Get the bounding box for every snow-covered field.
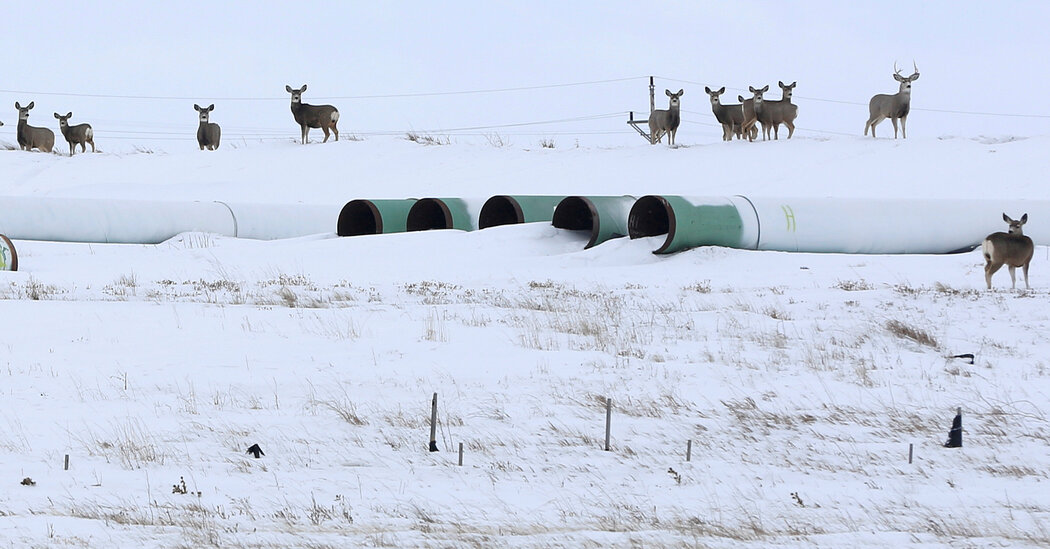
[0,134,1048,548]
[3,2,1050,547]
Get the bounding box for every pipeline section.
[0,196,339,244]
[628,195,1050,254]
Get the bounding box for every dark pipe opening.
[553,196,602,249]
[552,196,594,231]
[628,195,671,238]
[338,200,382,236]
[479,196,524,229]
[407,198,452,231]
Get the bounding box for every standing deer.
[764,81,798,139]
[14,102,55,153]
[285,84,339,144]
[54,112,95,156]
[983,213,1034,290]
[705,87,745,141]
[193,104,221,150]
[865,62,919,138]
[648,89,683,146]
[737,87,767,142]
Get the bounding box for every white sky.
[2,1,1048,146]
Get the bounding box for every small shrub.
[885,319,939,348]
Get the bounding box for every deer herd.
[646,61,921,146]
[3,84,341,155]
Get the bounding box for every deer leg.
[322,126,330,143]
[1008,266,1017,289]
[773,123,780,140]
[891,118,899,139]
[901,115,908,139]
[786,121,795,139]
[89,140,96,153]
[1023,262,1031,289]
[301,125,309,144]
[986,262,1003,289]
[332,123,339,142]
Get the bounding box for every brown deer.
[648,89,683,146]
[54,112,95,156]
[983,213,1034,290]
[865,62,919,138]
[193,104,221,150]
[764,81,798,139]
[705,87,745,141]
[14,102,55,153]
[285,84,340,144]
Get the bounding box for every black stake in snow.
[604,397,612,451]
[944,408,963,448]
[246,443,264,458]
[429,393,439,452]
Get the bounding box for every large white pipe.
[629,196,1049,254]
[0,197,339,244]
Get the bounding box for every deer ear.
[54,112,61,119]
[1003,213,1010,222]
[677,89,683,96]
[762,85,769,92]
[14,102,19,109]
[67,112,72,118]
[194,104,201,111]
[208,104,215,111]
[27,102,34,109]
[718,87,725,94]
[910,73,920,81]
[665,89,672,97]
[1021,213,1028,224]
[704,86,712,94]
[285,85,294,93]
[300,84,307,92]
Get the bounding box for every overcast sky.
[2,1,1047,146]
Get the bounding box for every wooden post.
[648,76,655,115]
[686,440,692,462]
[429,392,439,452]
[458,443,464,466]
[604,397,612,451]
[908,443,914,464]
[64,454,69,471]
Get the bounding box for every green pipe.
[407,198,476,232]
[628,195,746,254]
[479,195,565,229]
[337,199,417,236]
[552,196,636,249]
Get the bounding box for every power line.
[0,77,645,102]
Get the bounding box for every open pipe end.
[479,196,524,229]
[407,198,453,231]
[553,196,601,248]
[0,234,17,271]
[338,200,382,236]
[628,195,675,253]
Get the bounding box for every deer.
[865,62,919,139]
[743,85,769,142]
[285,84,339,144]
[983,213,1034,290]
[705,87,745,141]
[193,104,221,150]
[648,89,684,146]
[14,102,55,153]
[53,112,95,156]
[763,81,798,139]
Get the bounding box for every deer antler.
[912,60,919,75]
[894,61,902,75]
